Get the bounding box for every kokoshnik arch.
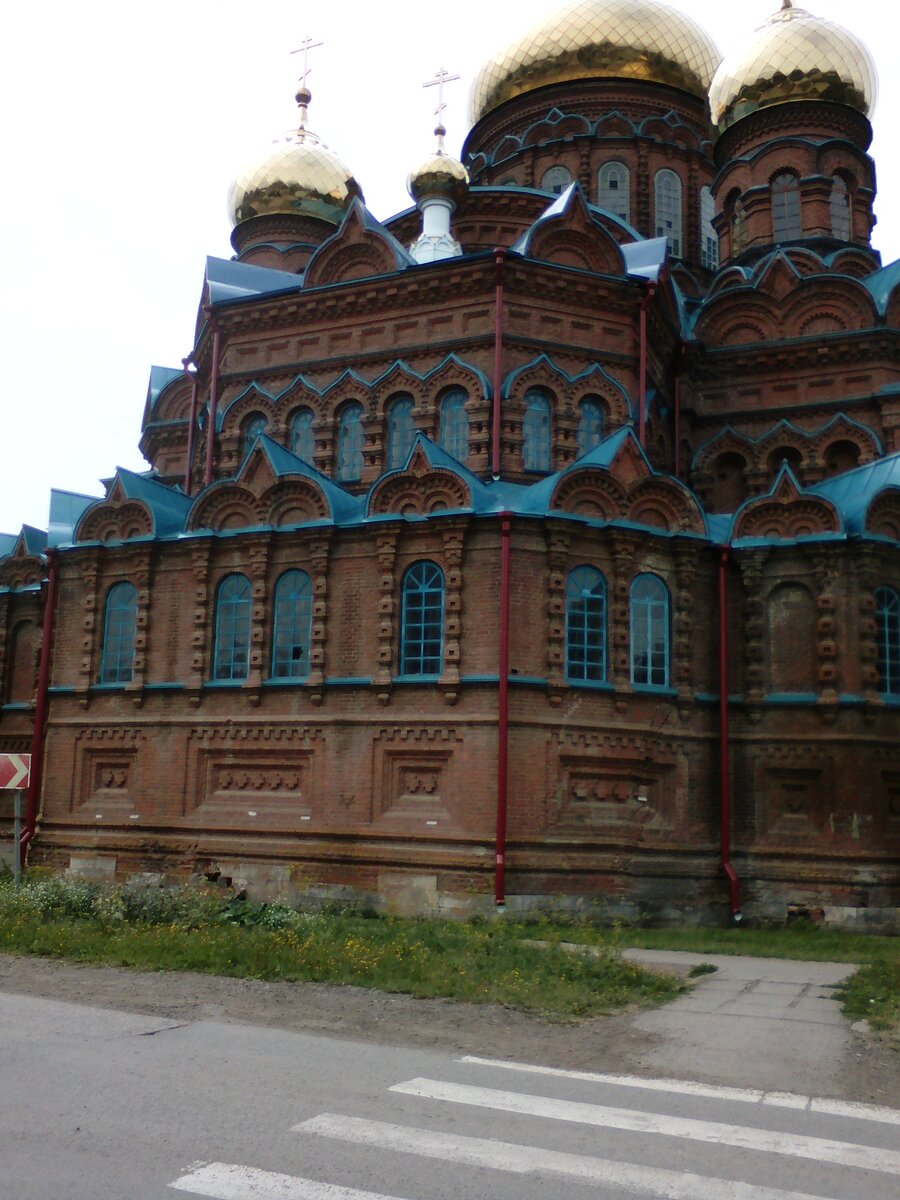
[2,0,898,926]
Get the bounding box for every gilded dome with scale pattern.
[227,90,363,228]
[709,2,877,132]
[469,0,722,124]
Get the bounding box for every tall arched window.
[387,394,415,469]
[242,413,268,459]
[400,561,444,677]
[654,169,683,258]
[213,574,252,681]
[598,161,630,221]
[733,197,748,256]
[271,570,313,679]
[700,185,718,270]
[630,573,670,688]
[566,567,607,682]
[830,176,852,241]
[99,582,137,684]
[876,587,900,696]
[290,408,315,463]
[541,166,572,195]
[576,396,604,457]
[772,172,801,241]
[439,388,469,461]
[337,402,364,482]
[523,388,551,472]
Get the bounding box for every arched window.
[768,583,816,693]
[598,161,630,222]
[576,396,604,457]
[271,569,313,679]
[5,620,40,703]
[541,166,572,195]
[290,408,315,463]
[523,388,551,472]
[213,574,252,681]
[876,587,900,696]
[767,446,802,482]
[772,172,801,241]
[400,561,444,677]
[700,185,718,270]
[654,169,682,258]
[337,402,364,482]
[566,567,607,682]
[823,440,860,478]
[830,176,852,241]
[710,452,748,513]
[387,394,415,470]
[99,582,138,684]
[439,388,468,461]
[242,413,268,459]
[732,197,748,256]
[630,574,670,688]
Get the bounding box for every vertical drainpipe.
[718,547,742,920]
[182,356,198,497]
[491,249,506,480]
[638,282,656,448]
[20,548,59,867]
[203,308,221,488]
[495,513,512,907]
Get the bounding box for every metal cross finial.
[291,36,324,89]
[423,66,461,127]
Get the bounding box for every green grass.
[0,878,679,1020]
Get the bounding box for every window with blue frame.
[654,169,683,258]
[630,573,670,688]
[523,388,551,472]
[337,402,364,482]
[242,412,268,459]
[772,172,801,241]
[400,561,444,677]
[99,582,138,684]
[576,396,603,457]
[213,574,252,681]
[439,388,469,461]
[271,570,313,679]
[876,587,900,696]
[291,408,315,463]
[598,161,630,222]
[566,567,607,682]
[387,394,415,469]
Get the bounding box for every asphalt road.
[2,991,898,1200]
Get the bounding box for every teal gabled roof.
[862,257,900,315]
[109,468,193,538]
[0,533,17,558]
[48,490,99,547]
[147,365,184,413]
[205,256,303,307]
[19,525,48,556]
[251,435,363,524]
[811,452,900,534]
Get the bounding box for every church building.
[2,0,898,926]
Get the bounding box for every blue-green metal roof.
[49,490,99,547]
[113,468,193,537]
[811,452,900,534]
[205,256,303,307]
[147,365,184,413]
[0,533,17,559]
[252,435,364,524]
[862,257,900,315]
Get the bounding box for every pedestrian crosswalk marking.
[389,1077,900,1176]
[170,1161,407,1200]
[295,1113,841,1200]
[459,1056,900,1125]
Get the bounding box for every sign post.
[0,754,31,886]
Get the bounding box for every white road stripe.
[389,1078,900,1176]
[459,1056,900,1125]
[296,1113,843,1200]
[169,1162,406,1200]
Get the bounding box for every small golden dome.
[227,90,363,227]
[469,0,722,124]
[709,2,877,131]
[407,147,470,205]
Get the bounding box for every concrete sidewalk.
[623,948,859,1097]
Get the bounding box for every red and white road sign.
[0,753,31,789]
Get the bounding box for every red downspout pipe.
[718,547,742,920]
[20,547,59,867]
[494,513,512,907]
[638,282,656,448]
[491,250,506,480]
[182,357,198,497]
[203,309,221,488]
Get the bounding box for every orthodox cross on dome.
[290,36,323,139]
[291,36,323,90]
[423,66,460,152]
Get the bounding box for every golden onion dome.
[407,129,470,205]
[709,1,878,131]
[227,88,363,227]
[469,0,722,124]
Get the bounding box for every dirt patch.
[1,951,896,1106]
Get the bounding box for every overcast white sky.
[1,0,896,534]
